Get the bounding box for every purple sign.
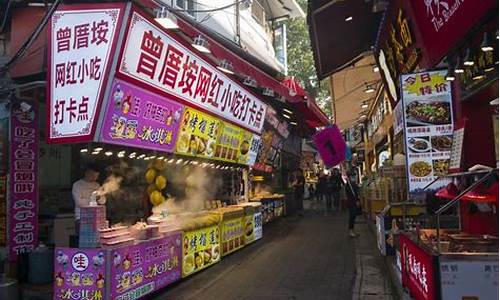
[110,232,182,300]
[313,125,346,168]
[53,248,106,300]
[100,79,184,153]
[9,99,39,260]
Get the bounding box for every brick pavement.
[153,199,395,300]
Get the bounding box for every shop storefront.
[1,2,329,299]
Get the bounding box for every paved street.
[153,200,395,300]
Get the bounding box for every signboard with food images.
[100,79,184,153]
[182,225,221,278]
[401,70,454,199]
[214,122,243,163]
[53,248,106,300]
[253,212,263,240]
[175,107,221,159]
[220,217,244,256]
[110,232,182,300]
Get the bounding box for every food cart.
[398,169,499,300]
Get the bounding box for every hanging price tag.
[313,125,346,168]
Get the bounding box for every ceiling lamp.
[463,48,474,66]
[372,65,379,72]
[263,87,275,97]
[364,84,376,93]
[454,57,465,73]
[155,7,179,30]
[481,32,494,52]
[283,108,293,114]
[217,59,234,74]
[445,67,456,81]
[191,35,210,53]
[345,16,353,22]
[472,71,486,81]
[290,121,297,125]
[283,114,291,119]
[361,103,369,109]
[243,75,257,87]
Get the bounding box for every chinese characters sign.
[402,70,454,198]
[221,217,244,256]
[409,0,497,68]
[376,0,422,103]
[400,234,437,300]
[175,107,221,159]
[100,79,184,153]
[48,4,124,142]
[9,100,39,260]
[313,125,346,168]
[53,248,106,300]
[0,117,7,246]
[119,11,267,133]
[182,225,221,277]
[440,257,499,299]
[110,232,182,300]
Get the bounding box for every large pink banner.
[9,100,39,261]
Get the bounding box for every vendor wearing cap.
[72,163,106,234]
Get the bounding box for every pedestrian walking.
[325,174,334,211]
[330,169,343,211]
[316,174,327,205]
[345,177,360,237]
[308,183,316,201]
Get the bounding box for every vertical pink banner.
[9,100,39,261]
[313,125,346,168]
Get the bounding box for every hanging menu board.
[401,70,454,199]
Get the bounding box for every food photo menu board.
[401,70,454,199]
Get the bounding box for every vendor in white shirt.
[72,164,106,234]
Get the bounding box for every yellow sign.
[182,225,221,277]
[175,107,221,159]
[220,217,244,256]
[238,130,253,164]
[242,214,255,244]
[214,122,242,162]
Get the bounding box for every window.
[251,0,265,25]
[175,0,196,18]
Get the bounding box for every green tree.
[284,0,331,119]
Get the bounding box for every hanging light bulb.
[104,151,113,157]
[364,83,375,93]
[80,148,89,153]
[445,67,456,81]
[454,56,465,74]
[155,7,179,29]
[191,35,210,53]
[463,48,474,66]
[481,32,494,52]
[217,59,234,74]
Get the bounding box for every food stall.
[43,3,289,299]
[397,169,499,300]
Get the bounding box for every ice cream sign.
[99,79,184,153]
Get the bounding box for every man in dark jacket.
[345,177,360,237]
[329,169,343,211]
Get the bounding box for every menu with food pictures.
[401,70,454,198]
[175,107,221,159]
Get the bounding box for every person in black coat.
[345,177,360,237]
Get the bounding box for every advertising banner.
[440,257,499,299]
[253,212,263,240]
[118,10,267,133]
[53,248,106,300]
[400,234,438,300]
[409,0,497,68]
[393,100,404,135]
[175,107,221,159]
[221,217,244,256]
[247,134,261,167]
[0,116,7,246]
[48,3,125,143]
[100,79,184,153]
[313,125,346,168]
[182,225,221,277]
[110,233,182,300]
[402,70,454,199]
[214,122,243,163]
[9,100,39,260]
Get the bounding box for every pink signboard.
[99,79,184,153]
[53,248,106,300]
[313,125,346,168]
[47,3,126,143]
[110,232,182,300]
[9,100,39,261]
